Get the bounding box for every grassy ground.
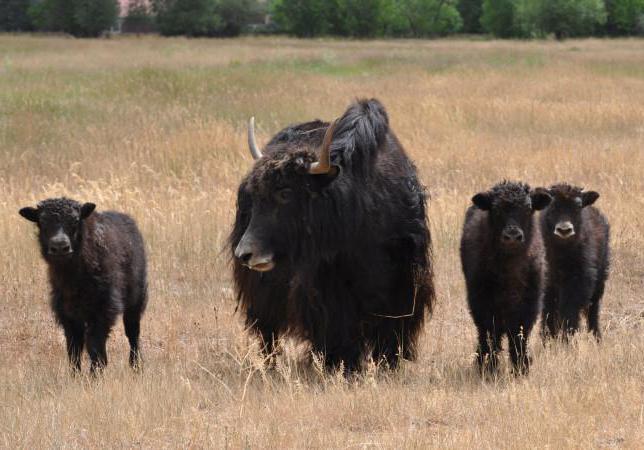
[1,35,643,449]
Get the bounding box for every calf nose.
[555,221,575,238]
[502,227,524,243]
[49,237,71,255]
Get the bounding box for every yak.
[539,183,610,341]
[19,198,148,373]
[229,98,434,372]
[460,181,551,375]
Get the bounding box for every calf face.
[472,182,551,253]
[19,198,95,264]
[541,184,599,242]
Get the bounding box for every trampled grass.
[1,35,643,448]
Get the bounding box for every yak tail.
[331,98,389,174]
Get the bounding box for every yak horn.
[248,117,262,160]
[309,119,338,175]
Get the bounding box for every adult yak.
[230,99,434,372]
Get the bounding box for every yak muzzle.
[554,221,575,239]
[48,232,72,256]
[234,240,275,272]
[501,226,524,244]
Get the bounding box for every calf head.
[233,118,339,272]
[19,198,95,264]
[472,181,551,253]
[541,183,599,242]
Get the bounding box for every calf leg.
[541,286,560,340]
[476,327,502,375]
[61,318,85,372]
[508,327,531,375]
[86,322,110,374]
[587,279,605,341]
[123,307,143,369]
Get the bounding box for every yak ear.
[582,191,599,207]
[80,203,96,219]
[530,189,552,211]
[19,206,39,223]
[472,192,492,211]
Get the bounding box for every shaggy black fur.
[230,99,434,372]
[19,198,147,373]
[460,181,551,375]
[539,183,610,340]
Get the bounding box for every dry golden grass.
[1,35,643,449]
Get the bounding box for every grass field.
[1,35,643,448]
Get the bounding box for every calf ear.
[530,189,552,211]
[19,207,39,223]
[80,203,96,219]
[582,191,599,207]
[472,192,492,210]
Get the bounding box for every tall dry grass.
[1,35,643,448]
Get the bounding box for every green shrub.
[606,0,644,34]
[481,0,516,36]
[0,0,34,31]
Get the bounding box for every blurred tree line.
[1,0,643,38]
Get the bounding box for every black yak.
[460,181,551,375]
[539,183,610,341]
[19,198,148,373]
[229,99,434,372]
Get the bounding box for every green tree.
[458,0,483,32]
[605,0,644,34]
[536,0,606,38]
[481,0,516,36]
[0,0,34,31]
[394,0,462,36]
[216,0,261,36]
[271,0,333,37]
[122,0,155,33]
[29,0,118,36]
[73,0,119,36]
[337,0,388,37]
[29,0,77,32]
[154,0,222,36]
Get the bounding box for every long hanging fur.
[229,99,434,371]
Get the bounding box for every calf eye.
[276,188,293,204]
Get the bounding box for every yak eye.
[574,197,583,208]
[275,188,293,204]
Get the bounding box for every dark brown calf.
[20,198,148,373]
[460,181,551,375]
[539,183,610,340]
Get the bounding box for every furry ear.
[472,192,492,211]
[581,191,599,207]
[19,207,39,223]
[530,189,552,211]
[80,203,96,219]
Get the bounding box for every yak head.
[19,197,95,265]
[541,183,599,243]
[232,118,340,272]
[472,181,551,253]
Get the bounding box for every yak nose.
[555,221,575,238]
[234,240,275,272]
[49,235,72,255]
[502,226,524,243]
[234,244,252,265]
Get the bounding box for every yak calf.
[19,198,147,373]
[460,181,551,375]
[540,183,610,340]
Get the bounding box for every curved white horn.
[248,117,262,160]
